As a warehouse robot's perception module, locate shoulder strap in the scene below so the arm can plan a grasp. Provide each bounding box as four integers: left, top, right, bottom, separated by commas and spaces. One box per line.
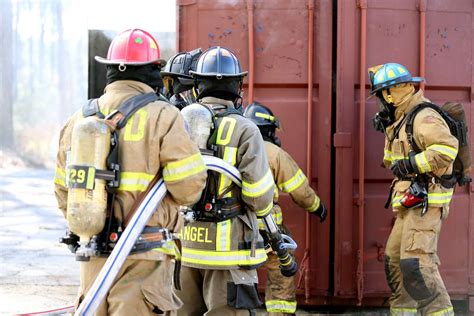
207, 107, 242, 152
215, 108, 243, 118
405, 102, 439, 152
115, 92, 158, 129
82, 99, 105, 118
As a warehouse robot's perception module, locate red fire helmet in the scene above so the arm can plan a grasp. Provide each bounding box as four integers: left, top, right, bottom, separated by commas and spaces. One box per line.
95, 28, 166, 68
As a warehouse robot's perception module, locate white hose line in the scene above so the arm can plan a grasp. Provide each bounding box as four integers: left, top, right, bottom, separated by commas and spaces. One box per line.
202, 155, 242, 187
75, 157, 242, 316
75, 178, 167, 316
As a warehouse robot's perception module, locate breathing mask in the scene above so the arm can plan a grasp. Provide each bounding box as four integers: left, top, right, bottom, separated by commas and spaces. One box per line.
372, 89, 396, 133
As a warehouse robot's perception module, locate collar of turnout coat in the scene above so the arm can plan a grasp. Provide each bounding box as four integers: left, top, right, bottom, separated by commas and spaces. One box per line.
200, 96, 235, 110
104, 80, 156, 97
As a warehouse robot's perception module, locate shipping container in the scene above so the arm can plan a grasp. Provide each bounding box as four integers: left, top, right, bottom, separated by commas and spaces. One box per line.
177, 0, 474, 310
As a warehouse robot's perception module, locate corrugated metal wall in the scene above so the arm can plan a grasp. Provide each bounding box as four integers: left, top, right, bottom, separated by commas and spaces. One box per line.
177, 0, 474, 307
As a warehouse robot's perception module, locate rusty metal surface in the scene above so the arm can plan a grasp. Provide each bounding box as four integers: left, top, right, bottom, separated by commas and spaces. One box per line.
335, 0, 474, 300
177, 0, 333, 300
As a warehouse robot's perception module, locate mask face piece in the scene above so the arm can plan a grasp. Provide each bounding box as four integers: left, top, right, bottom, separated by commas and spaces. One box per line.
372, 90, 396, 133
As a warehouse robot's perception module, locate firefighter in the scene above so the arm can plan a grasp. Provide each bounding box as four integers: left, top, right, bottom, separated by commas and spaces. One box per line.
161, 48, 202, 109
244, 102, 327, 316
53, 29, 207, 315
174, 46, 274, 315
368, 63, 457, 315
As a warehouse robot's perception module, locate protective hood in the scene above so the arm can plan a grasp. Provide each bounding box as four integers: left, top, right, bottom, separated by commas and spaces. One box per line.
106, 64, 164, 92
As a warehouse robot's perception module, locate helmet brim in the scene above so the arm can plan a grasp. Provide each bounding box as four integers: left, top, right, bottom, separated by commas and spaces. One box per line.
189, 70, 248, 78
369, 76, 425, 95
94, 56, 167, 68
160, 71, 193, 79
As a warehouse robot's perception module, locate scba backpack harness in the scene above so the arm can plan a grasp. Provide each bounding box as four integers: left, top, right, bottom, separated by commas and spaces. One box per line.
61, 92, 171, 260
384, 101, 471, 215
405, 102, 471, 187
187, 106, 245, 223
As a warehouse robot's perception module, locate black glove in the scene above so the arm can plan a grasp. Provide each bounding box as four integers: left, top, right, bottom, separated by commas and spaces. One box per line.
59, 231, 80, 254
313, 202, 327, 223
390, 153, 419, 178
372, 112, 391, 133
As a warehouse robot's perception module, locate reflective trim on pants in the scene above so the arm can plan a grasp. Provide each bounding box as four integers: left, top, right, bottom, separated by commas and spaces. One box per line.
266, 299, 297, 313
428, 307, 454, 316
390, 307, 417, 316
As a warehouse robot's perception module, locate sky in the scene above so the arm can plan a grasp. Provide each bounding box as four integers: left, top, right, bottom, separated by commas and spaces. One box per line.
86, 0, 176, 32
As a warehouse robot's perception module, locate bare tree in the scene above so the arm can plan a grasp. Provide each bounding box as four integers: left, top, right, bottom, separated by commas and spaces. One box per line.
0, 0, 14, 149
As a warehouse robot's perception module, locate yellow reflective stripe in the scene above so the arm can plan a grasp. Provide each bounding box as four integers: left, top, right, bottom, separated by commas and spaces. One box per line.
123, 108, 147, 141
392, 190, 453, 207
153, 240, 177, 256
216, 117, 236, 146
54, 167, 66, 187
216, 219, 231, 252
274, 210, 283, 225
428, 191, 454, 204
278, 169, 306, 193
427, 144, 458, 160
307, 195, 321, 212
218, 147, 237, 197
428, 307, 454, 316
391, 194, 403, 208
255, 112, 275, 121
181, 247, 267, 266
163, 153, 206, 182
256, 201, 273, 217
384, 149, 393, 163
258, 210, 282, 230
242, 169, 274, 198
118, 171, 154, 192
266, 300, 297, 313
385, 149, 406, 162
415, 152, 431, 173
390, 307, 417, 315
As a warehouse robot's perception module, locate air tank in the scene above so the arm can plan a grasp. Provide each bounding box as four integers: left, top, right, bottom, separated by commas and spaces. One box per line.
66, 116, 111, 258
181, 103, 213, 150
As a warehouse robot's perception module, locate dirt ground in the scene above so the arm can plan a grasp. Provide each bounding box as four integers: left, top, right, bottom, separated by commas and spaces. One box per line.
0, 168, 79, 315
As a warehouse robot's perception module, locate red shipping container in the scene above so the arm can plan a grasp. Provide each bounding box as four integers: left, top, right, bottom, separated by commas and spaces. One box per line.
177, 0, 474, 309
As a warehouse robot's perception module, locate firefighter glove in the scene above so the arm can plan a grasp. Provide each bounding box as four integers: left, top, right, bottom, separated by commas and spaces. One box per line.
390, 153, 419, 178
313, 202, 327, 223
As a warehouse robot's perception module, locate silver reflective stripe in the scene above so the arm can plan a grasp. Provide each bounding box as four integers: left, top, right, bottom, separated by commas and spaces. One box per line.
181, 247, 267, 266
216, 220, 231, 251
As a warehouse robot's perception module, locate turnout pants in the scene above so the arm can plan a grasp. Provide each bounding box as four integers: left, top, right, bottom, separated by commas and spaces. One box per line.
77, 257, 181, 315
385, 207, 453, 316
175, 266, 260, 316
263, 252, 297, 315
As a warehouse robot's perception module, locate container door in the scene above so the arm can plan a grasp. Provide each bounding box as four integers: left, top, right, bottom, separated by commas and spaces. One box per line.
177, 0, 333, 301
334, 0, 474, 301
